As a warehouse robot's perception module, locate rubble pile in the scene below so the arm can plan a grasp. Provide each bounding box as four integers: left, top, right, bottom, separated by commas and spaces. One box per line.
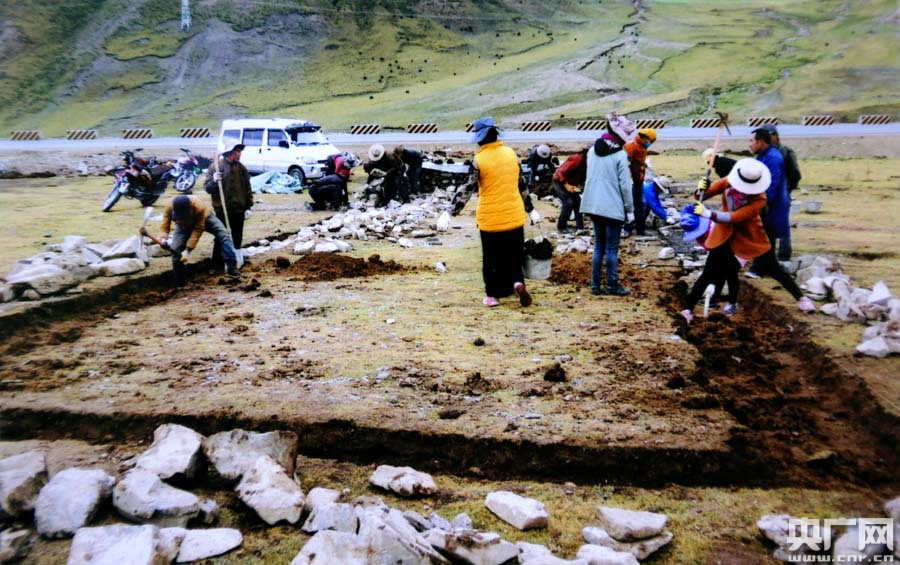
0, 423, 676, 564
0, 234, 157, 303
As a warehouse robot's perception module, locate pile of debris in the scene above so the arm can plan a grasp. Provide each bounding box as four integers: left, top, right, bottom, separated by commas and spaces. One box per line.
0, 422, 675, 564
0, 235, 157, 303
795, 255, 900, 357
758, 498, 899, 562
249, 171, 304, 194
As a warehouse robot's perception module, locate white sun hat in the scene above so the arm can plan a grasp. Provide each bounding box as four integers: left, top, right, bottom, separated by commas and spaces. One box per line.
727, 158, 771, 195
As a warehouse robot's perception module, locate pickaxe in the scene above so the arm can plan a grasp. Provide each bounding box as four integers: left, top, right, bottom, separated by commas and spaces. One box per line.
700, 111, 731, 200
139, 226, 170, 253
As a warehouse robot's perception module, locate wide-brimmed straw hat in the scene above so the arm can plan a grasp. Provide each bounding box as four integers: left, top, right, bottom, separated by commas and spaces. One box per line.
727, 158, 771, 195
368, 144, 384, 161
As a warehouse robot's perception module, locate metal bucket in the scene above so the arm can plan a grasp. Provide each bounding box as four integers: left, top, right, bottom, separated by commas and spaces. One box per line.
524, 256, 552, 280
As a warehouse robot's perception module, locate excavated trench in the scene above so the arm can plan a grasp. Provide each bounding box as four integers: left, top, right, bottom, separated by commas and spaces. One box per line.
1, 246, 898, 490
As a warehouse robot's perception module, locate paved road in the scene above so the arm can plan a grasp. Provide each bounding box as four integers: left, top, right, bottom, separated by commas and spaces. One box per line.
1, 124, 897, 152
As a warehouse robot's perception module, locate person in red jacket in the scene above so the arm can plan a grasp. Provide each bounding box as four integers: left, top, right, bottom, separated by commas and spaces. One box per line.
551, 147, 588, 234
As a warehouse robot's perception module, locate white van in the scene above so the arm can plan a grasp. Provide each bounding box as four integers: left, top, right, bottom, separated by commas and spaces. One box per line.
216, 118, 340, 184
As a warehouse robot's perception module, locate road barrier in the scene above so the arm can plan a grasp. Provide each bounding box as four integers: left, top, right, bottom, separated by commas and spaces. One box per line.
66, 129, 98, 140
349, 124, 381, 134
635, 119, 667, 130
575, 119, 607, 131
10, 130, 42, 141
464, 123, 475, 132
690, 118, 723, 128
406, 123, 438, 134
180, 127, 211, 138
858, 114, 892, 125
747, 117, 779, 127
122, 128, 153, 139
801, 115, 835, 126
520, 121, 552, 132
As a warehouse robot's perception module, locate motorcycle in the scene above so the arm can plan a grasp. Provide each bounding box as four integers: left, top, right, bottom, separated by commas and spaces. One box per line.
102, 149, 175, 212
170, 148, 201, 193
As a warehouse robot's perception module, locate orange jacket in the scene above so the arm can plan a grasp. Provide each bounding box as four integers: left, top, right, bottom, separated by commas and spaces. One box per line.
160, 195, 212, 251
702, 178, 771, 260
624, 140, 648, 186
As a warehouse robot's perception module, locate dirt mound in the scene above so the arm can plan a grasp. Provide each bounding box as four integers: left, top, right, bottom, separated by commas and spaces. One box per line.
284, 253, 411, 281
548, 252, 667, 297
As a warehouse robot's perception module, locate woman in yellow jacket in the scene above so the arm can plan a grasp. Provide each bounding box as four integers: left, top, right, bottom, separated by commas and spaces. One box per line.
451, 117, 535, 307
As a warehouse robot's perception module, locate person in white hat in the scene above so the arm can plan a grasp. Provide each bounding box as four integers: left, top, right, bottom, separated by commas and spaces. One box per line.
525, 144, 556, 192
363, 144, 402, 206
685, 158, 814, 322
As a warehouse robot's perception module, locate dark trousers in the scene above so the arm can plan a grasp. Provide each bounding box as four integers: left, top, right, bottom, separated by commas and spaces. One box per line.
630, 180, 646, 235
480, 227, 525, 299
552, 180, 583, 231
309, 177, 347, 210
212, 207, 244, 268
687, 244, 740, 309
173, 215, 237, 284
752, 216, 803, 300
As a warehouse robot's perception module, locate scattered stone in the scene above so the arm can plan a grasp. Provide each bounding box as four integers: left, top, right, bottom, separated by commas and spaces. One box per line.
236, 455, 305, 525
96, 257, 147, 276
596, 506, 667, 541
304, 487, 341, 514
197, 498, 219, 525
369, 464, 437, 497
174, 528, 243, 562
485, 490, 549, 530
302, 502, 357, 534
0, 285, 13, 303
35, 468, 115, 538
576, 543, 639, 565
203, 429, 298, 481
5, 264, 81, 296
582, 526, 674, 560
112, 469, 200, 527
0, 451, 48, 518
293, 240, 315, 255
403, 510, 431, 532
290, 530, 367, 565
885, 495, 900, 521
658, 247, 675, 260
0, 529, 32, 562
435, 261, 448, 273
857, 336, 890, 358
136, 423, 206, 481
425, 528, 518, 564
67, 524, 171, 565
451, 512, 474, 530
428, 512, 452, 532
356, 505, 447, 563
101, 235, 145, 261
314, 241, 340, 253
833, 526, 887, 563
60, 235, 87, 254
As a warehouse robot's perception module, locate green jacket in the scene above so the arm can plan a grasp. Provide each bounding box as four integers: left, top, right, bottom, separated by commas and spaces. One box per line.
205, 157, 253, 212
777, 144, 801, 192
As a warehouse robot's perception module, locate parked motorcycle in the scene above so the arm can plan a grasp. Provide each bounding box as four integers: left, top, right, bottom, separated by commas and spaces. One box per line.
102, 149, 175, 212
171, 148, 202, 193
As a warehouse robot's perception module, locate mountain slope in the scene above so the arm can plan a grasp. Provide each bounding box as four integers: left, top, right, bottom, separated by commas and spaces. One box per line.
0, 0, 897, 135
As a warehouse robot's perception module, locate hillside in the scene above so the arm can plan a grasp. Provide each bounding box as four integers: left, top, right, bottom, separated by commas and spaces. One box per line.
0, 0, 898, 136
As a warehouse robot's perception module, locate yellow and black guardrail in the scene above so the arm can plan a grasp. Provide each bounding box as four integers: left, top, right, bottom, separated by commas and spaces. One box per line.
349, 124, 381, 134
180, 127, 211, 138
406, 123, 438, 134
66, 129, 98, 140
10, 130, 42, 141
122, 128, 153, 139
801, 115, 835, 126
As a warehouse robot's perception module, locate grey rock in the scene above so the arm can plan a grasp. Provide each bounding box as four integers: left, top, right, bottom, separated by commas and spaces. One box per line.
596, 506, 667, 542
304, 487, 341, 514
518, 541, 553, 561
302, 502, 357, 534
235, 455, 305, 525
60, 236, 87, 254
0, 285, 13, 303
451, 512, 474, 530
833, 527, 887, 563
425, 528, 518, 565
485, 490, 549, 530
85, 243, 111, 257
290, 530, 367, 565
0, 451, 48, 518
158, 527, 188, 561
403, 510, 431, 532
356, 505, 448, 564
293, 240, 315, 255
203, 429, 298, 481
5, 264, 81, 296
582, 526, 674, 560
885, 496, 900, 521
136, 424, 206, 481
96, 258, 147, 276
35, 468, 115, 538
0, 529, 32, 563
428, 512, 452, 532
369, 464, 437, 497
21, 289, 41, 301
576, 543, 640, 565
868, 281, 892, 306
197, 499, 219, 525
67, 524, 171, 565
102, 235, 145, 260
112, 469, 200, 527
857, 336, 891, 358
173, 528, 243, 562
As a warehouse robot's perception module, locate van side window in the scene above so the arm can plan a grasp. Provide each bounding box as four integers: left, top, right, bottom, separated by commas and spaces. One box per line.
268, 129, 287, 146
222, 129, 241, 148
242, 129, 264, 147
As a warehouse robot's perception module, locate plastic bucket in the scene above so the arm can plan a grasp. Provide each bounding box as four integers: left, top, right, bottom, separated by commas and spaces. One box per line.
524, 256, 552, 280
805, 200, 823, 214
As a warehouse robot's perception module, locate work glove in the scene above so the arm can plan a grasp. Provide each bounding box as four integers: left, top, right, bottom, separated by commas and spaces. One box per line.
179, 249, 191, 264
693, 203, 712, 218
164, 237, 173, 249
529, 210, 542, 224
244, 209, 252, 220
436, 211, 451, 232
625, 212, 635, 223
695, 177, 710, 199
665, 215, 676, 225
213, 172, 223, 182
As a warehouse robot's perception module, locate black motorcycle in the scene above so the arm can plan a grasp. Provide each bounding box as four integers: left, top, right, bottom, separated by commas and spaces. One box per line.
102, 149, 175, 212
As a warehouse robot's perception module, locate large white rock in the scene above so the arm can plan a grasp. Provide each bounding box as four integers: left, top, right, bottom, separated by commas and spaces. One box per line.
576, 544, 639, 565
757, 514, 795, 548
857, 336, 890, 358
102, 235, 145, 260
5, 264, 81, 296
485, 490, 549, 530
0, 529, 32, 562
303, 486, 341, 514
0, 284, 13, 303
67, 524, 171, 565
136, 424, 206, 481
369, 465, 437, 497
203, 429, 297, 481
293, 240, 315, 255
868, 281, 892, 306
289, 530, 367, 565
832, 526, 887, 562
518, 540, 592, 564
35, 468, 115, 538
236, 455, 305, 525
658, 247, 675, 260
112, 469, 200, 527
302, 502, 357, 534
96, 258, 147, 276
596, 507, 667, 542
425, 529, 518, 565
0, 451, 48, 518
356, 505, 447, 564
60, 236, 87, 254
582, 526, 674, 560
172, 528, 243, 562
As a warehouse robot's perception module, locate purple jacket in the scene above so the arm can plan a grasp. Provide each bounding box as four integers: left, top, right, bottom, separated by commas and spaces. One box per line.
756, 145, 790, 238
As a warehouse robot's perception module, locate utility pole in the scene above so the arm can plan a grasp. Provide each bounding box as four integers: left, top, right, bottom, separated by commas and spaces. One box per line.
180, 0, 191, 32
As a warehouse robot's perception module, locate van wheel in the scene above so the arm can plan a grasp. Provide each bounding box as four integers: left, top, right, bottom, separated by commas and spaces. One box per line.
289, 167, 306, 185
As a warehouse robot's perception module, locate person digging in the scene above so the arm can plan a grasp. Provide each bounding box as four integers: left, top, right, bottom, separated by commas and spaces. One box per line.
154, 194, 240, 286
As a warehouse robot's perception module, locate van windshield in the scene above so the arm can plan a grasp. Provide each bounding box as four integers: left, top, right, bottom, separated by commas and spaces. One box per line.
289, 130, 329, 146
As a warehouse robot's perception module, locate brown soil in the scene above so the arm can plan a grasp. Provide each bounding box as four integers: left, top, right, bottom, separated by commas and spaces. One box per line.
249, 253, 412, 281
